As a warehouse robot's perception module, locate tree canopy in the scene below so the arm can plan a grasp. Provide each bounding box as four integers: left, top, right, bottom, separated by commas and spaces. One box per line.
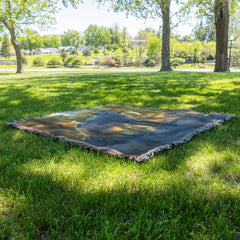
96, 0, 184, 71
84, 25, 111, 47
0, 0, 59, 30
229, 5, 240, 40
0, 0, 83, 73
0, 36, 11, 59
0, 0, 61, 72
61, 30, 83, 49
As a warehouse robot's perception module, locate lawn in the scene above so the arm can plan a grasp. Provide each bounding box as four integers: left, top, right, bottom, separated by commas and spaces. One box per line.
0, 71, 239, 239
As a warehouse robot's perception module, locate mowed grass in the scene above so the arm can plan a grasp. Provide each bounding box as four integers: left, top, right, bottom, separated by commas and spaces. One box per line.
0, 71, 239, 239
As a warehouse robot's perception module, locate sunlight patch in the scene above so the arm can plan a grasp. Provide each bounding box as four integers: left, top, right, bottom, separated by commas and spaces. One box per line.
5, 104, 235, 162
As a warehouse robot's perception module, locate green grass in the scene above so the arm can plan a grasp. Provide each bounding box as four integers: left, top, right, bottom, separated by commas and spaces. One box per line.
0, 71, 239, 239
0, 65, 17, 69
176, 63, 215, 69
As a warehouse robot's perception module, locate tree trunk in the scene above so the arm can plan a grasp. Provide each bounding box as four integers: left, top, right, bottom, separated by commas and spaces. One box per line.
214, 0, 229, 72
160, 0, 172, 71
9, 27, 24, 73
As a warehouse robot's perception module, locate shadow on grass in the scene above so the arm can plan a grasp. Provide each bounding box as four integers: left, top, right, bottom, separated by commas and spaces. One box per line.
0, 71, 240, 239
0, 131, 240, 239
1, 71, 239, 164
1, 71, 239, 169
1, 72, 238, 116
1, 141, 240, 239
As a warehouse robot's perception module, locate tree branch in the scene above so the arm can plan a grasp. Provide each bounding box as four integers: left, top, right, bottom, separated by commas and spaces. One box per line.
0, 17, 11, 30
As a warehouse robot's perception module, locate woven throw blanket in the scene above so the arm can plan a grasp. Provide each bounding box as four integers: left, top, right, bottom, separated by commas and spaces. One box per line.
5, 105, 235, 162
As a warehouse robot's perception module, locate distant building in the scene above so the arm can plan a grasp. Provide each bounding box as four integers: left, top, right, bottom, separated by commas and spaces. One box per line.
58, 46, 75, 53
78, 45, 89, 52
39, 48, 58, 54
132, 40, 147, 47
24, 50, 41, 55
97, 46, 106, 50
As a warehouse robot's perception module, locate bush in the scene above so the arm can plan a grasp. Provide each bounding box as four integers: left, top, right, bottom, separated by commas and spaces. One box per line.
106, 45, 112, 51
173, 50, 187, 59
112, 44, 119, 51
64, 56, 75, 66
129, 43, 134, 50
71, 57, 83, 67
200, 56, 207, 64
133, 58, 143, 67
146, 36, 161, 62
144, 58, 156, 67
208, 54, 215, 60
33, 56, 45, 67
112, 55, 123, 67
232, 48, 240, 62
193, 55, 199, 63
70, 48, 78, 55
123, 53, 130, 67
126, 60, 134, 67
22, 56, 28, 65
193, 49, 199, 63
114, 49, 124, 56
102, 57, 116, 67
82, 49, 91, 57
93, 48, 99, 54
47, 57, 63, 68
120, 43, 126, 48
64, 56, 83, 67
122, 47, 128, 53
103, 49, 108, 55
94, 58, 101, 66
60, 49, 68, 60
170, 58, 185, 65
171, 62, 180, 68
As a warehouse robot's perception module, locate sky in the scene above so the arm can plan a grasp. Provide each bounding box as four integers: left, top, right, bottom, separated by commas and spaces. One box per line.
40, 1, 195, 37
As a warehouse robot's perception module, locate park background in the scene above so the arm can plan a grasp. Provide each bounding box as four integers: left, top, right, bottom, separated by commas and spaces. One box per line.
0, 1, 239, 71
0, 1, 240, 239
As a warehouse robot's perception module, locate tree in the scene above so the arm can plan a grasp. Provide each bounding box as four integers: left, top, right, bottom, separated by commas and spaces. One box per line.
40, 34, 61, 48
61, 30, 83, 49
0, 0, 82, 73
60, 49, 68, 60
159, 0, 172, 71
214, 0, 229, 71
1, 36, 11, 59
0, 0, 61, 73
229, 5, 240, 40
121, 27, 129, 44
109, 24, 121, 45
180, 35, 193, 42
188, 0, 239, 72
193, 21, 215, 42
20, 29, 42, 51
96, 0, 177, 71
84, 25, 111, 47
134, 28, 154, 44
146, 36, 162, 63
